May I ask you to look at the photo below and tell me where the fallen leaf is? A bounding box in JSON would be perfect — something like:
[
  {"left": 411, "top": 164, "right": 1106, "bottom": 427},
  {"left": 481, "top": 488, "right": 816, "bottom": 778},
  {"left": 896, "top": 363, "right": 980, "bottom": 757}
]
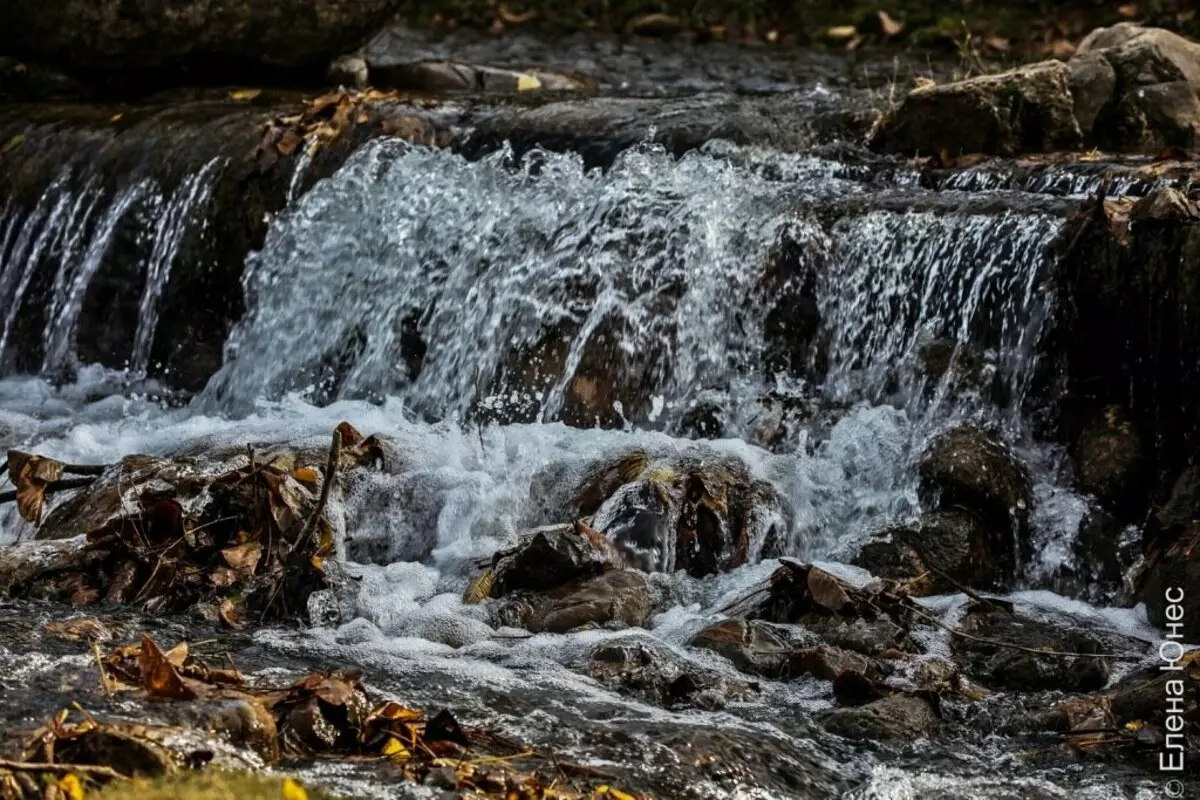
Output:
[
  {"left": 7, "top": 449, "right": 65, "bottom": 522},
  {"left": 58, "top": 774, "right": 84, "bottom": 800},
  {"left": 1118, "top": 3, "right": 1139, "bottom": 18},
  {"left": 219, "top": 597, "right": 243, "bottom": 630},
  {"left": 1, "top": 134, "right": 26, "bottom": 154},
  {"left": 807, "top": 567, "right": 851, "bottom": 613},
  {"left": 110, "top": 113, "right": 124, "bottom": 123},
  {"left": 382, "top": 736, "right": 411, "bottom": 760},
  {"left": 463, "top": 569, "right": 494, "bottom": 604},
  {"left": 878, "top": 10, "right": 904, "bottom": 37},
  {"left": 229, "top": 88, "right": 263, "bottom": 102},
  {"left": 824, "top": 25, "right": 858, "bottom": 42},
  {"left": 138, "top": 634, "right": 196, "bottom": 700},
  {"left": 221, "top": 541, "right": 263, "bottom": 575},
  {"left": 497, "top": 3, "right": 537, "bottom": 24},
  {"left": 282, "top": 778, "right": 309, "bottom": 800},
  {"left": 516, "top": 73, "right": 543, "bottom": 92}
]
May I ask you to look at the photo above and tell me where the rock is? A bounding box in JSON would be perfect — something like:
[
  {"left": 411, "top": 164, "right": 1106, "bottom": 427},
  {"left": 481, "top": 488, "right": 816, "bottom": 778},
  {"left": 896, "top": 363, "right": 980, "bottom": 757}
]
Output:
[
  {"left": 1054, "top": 188, "right": 1200, "bottom": 501},
  {"left": 783, "top": 645, "right": 878, "bottom": 682},
  {"left": 822, "top": 694, "right": 940, "bottom": 741},
  {"left": 573, "top": 449, "right": 790, "bottom": 577},
  {"left": 1140, "top": 524, "right": 1200, "bottom": 641},
  {"left": 1071, "top": 407, "right": 1148, "bottom": 517},
  {"left": 370, "top": 61, "right": 595, "bottom": 93},
  {"left": 722, "top": 561, "right": 918, "bottom": 656},
  {"left": 1071, "top": 505, "right": 1126, "bottom": 597},
  {"left": 689, "top": 619, "right": 793, "bottom": 677},
  {"left": 953, "top": 605, "right": 1141, "bottom": 692},
  {"left": 0, "top": 0, "right": 401, "bottom": 85},
  {"left": 872, "top": 60, "right": 1082, "bottom": 156},
  {"left": 328, "top": 53, "right": 369, "bottom": 89},
  {"left": 853, "top": 509, "right": 999, "bottom": 593},
  {"left": 528, "top": 569, "right": 654, "bottom": 634},
  {"left": 488, "top": 522, "right": 628, "bottom": 598},
  {"left": 1067, "top": 52, "right": 1117, "bottom": 135},
  {"left": 918, "top": 425, "right": 1032, "bottom": 574},
  {"left": 586, "top": 637, "right": 740, "bottom": 709},
  {"left": 1075, "top": 24, "right": 1200, "bottom": 150}
]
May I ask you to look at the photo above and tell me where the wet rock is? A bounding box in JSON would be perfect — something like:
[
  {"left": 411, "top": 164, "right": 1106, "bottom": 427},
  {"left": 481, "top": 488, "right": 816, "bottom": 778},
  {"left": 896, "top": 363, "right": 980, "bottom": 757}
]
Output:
[
  {"left": 1076, "top": 24, "right": 1200, "bottom": 150},
  {"left": 872, "top": 60, "right": 1082, "bottom": 156},
  {"left": 783, "top": 645, "right": 879, "bottom": 683},
  {"left": 586, "top": 637, "right": 739, "bottom": 710},
  {"left": 918, "top": 425, "right": 1032, "bottom": 574},
  {"left": 1067, "top": 52, "right": 1117, "bottom": 135},
  {"left": 0, "top": 0, "right": 401, "bottom": 87},
  {"left": 822, "top": 694, "right": 940, "bottom": 741},
  {"left": 573, "top": 448, "right": 790, "bottom": 577},
  {"left": 1053, "top": 188, "right": 1200, "bottom": 501},
  {"left": 853, "top": 508, "right": 998, "bottom": 594},
  {"left": 953, "top": 605, "right": 1140, "bottom": 693},
  {"left": 527, "top": 569, "right": 654, "bottom": 634},
  {"left": 723, "top": 561, "right": 917, "bottom": 656},
  {"left": 328, "top": 53, "right": 369, "bottom": 89},
  {"left": 1071, "top": 406, "right": 1148, "bottom": 518},
  {"left": 1140, "top": 522, "right": 1200, "bottom": 641},
  {"left": 487, "top": 522, "right": 628, "bottom": 598},
  {"left": 689, "top": 618, "right": 793, "bottom": 677},
  {"left": 1071, "top": 504, "right": 1126, "bottom": 597},
  {"left": 371, "top": 61, "right": 595, "bottom": 93}
]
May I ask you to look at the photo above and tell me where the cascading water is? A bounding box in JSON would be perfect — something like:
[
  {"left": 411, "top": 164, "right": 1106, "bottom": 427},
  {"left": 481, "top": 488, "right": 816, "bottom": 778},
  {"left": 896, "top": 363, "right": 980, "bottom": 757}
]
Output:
[{"left": 0, "top": 120, "right": 1178, "bottom": 796}]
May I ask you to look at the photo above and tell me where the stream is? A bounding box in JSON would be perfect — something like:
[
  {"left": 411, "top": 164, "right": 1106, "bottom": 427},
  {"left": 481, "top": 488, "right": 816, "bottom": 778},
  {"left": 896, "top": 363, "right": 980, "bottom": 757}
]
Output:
[{"left": 0, "top": 34, "right": 1193, "bottom": 799}]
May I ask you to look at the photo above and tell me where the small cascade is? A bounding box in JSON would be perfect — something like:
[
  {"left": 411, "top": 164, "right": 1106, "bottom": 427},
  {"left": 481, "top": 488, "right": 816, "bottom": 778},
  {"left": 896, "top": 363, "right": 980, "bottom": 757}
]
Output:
[
  {"left": 0, "top": 159, "right": 221, "bottom": 378},
  {"left": 819, "top": 208, "right": 1061, "bottom": 428},
  {"left": 129, "top": 158, "right": 222, "bottom": 376}
]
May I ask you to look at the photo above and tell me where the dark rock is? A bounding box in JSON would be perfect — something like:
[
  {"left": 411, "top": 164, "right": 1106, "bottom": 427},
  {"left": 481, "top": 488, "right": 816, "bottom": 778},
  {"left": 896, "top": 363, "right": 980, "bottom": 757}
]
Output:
[
  {"left": 872, "top": 60, "right": 1082, "bottom": 156},
  {"left": 853, "top": 508, "right": 999, "bottom": 593},
  {"left": 1071, "top": 505, "right": 1126, "bottom": 595},
  {"left": 1140, "top": 529, "right": 1200, "bottom": 641},
  {"left": 1053, "top": 188, "right": 1200, "bottom": 500},
  {"left": 489, "top": 523, "right": 627, "bottom": 598},
  {"left": 689, "top": 618, "right": 792, "bottom": 677},
  {"left": 574, "top": 449, "right": 790, "bottom": 577},
  {"left": 529, "top": 569, "right": 654, "bottom": 634},
  {"left": 586, "top": 637, "right": 739, "bottom": 710},
  {"left": 0, "top": 0, "right": 401, "bottom": 88},
  {"left": 1067, "top": 52, "right": 1117, "bottom": 136},
  {"left": 953, "top": 606, "right": 1142, "bottom": 692},
  {"left": 328, "top": 53, "right": 369, "bottom": 89},
  {"left": 723, "top": 561, "right": 917, "bottom": 656},
  {"left": 918, "top": 425, "right": 1032, "bottom": 574},
  {"left": 1071, "top": 407, "right": 1148, "bottom": 518},
  {"left": 1077, "top": 24, "right": 1200, "bottom": 150},
  {"left": 822, "top": 694, "right": 940, "bottom": 740},
  {"left": 784, "top": 645, "right": 878, "bottom": 683}
]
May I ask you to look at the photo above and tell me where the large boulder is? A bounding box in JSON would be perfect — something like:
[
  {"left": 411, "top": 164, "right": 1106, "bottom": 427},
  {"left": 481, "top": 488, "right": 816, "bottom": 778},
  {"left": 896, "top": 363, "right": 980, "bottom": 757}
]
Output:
[
  {"left": 0, "top": 0, "right": 401, "bottom": 84},
  {"left": 871, "top": 60, "right": 1083, "bottom": 156},
  {"left": 853, "top": 508, "right": 999, "bottom": 593},
  {"left": 1072, "top": 23, "right": 1200, "bottom": 149},
  {"left": 1070, "top": 406, "right": 1149, "bottom": 518},
  {"left": 917, "top": 425, "right": 1033, "bottom": 576}
]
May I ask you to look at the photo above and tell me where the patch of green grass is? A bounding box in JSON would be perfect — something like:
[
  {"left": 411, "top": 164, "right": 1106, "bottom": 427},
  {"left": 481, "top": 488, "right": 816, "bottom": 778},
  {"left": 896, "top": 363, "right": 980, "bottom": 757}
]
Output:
[{"left": 94, "top": 771, "right": 335, "bottom": 800}]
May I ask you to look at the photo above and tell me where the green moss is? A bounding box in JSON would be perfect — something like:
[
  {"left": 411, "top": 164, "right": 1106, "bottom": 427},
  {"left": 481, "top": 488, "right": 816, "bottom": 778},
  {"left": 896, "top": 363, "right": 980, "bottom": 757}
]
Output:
[{"left": 94, "top": 771, "right": 336, "bottom": 800}]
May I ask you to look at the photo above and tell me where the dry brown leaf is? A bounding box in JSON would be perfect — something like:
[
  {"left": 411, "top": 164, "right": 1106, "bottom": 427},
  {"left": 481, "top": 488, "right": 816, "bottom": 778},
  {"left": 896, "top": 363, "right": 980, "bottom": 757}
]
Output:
[
  {"left": 463, "top": 569, "right": 494, "bottom": 604},
  {"left": 138, "top": 634, "right": 196, "bottom": 700},
  {"left": 878, "top": 10, "right": 904, "bottom": 37},
  {"left": 221, "top": 542, "right": 263, "bottom": 575},
  {"left": 807, "top": 567, "right": 851, "bottom": 613},
  {"left": 497, "top": 3, "right": 537, "bottom": 24},
  {"left": 219, "top": 597, "right": 243, "bottom": 629},
  {"left": 229, "top": 88, "right": 263, "bottom": 102},
  {"left": 7, "top": 450, "right": 66, "bottom": 523}
]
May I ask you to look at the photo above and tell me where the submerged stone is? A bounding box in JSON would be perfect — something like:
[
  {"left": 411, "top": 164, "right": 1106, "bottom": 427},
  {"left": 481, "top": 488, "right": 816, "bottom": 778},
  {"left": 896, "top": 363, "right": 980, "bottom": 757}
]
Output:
[{"left": 823, "top": 693, "right": 940, "bottom": 741}]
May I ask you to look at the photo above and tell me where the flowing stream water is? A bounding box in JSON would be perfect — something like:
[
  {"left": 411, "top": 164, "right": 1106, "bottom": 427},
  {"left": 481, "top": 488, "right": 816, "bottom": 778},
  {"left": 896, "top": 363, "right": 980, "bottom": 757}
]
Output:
[{"left": 0, "top": 89, "right": 1182, "bottom": 797}]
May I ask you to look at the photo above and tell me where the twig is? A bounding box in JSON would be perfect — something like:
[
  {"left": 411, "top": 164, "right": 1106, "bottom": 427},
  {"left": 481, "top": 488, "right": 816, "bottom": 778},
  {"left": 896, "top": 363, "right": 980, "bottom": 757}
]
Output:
[
  {"left": 907, "top": 603, "right": 1143, "bottom": 661},
  {"left": 290, "top": 428, "right": 341, "bottom": 556},
  {"left": 93, "top": 642, "right": 113, "bottom": 695},
  {"left": 924, "top": 564, "right": 1011, "bottom": 612},
  {"left": 0, "top": 477, "right": 96, "bottom": 504},
  {"left": 0, "top": 760, "right": 125, "bottom": 780}
]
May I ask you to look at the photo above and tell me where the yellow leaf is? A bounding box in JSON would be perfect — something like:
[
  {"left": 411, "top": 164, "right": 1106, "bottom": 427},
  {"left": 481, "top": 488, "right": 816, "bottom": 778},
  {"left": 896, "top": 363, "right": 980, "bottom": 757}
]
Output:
[
  {"left": 293, "top": 466, "right": 320, "bottom": 486},
  {"left": 58, "top": 774, "right": 85, "bottom": 800},
  {"left": 516, "top": 73, "right": 542, "bottom": 91},
  {"left": 593, "top": 787, "right": 637, "bottom": 800},
  {"left": 281, "top": 778, "right": 308, "bottom": 800},
  {"left": 1, "top": 134, "right": 25, "bottom": 154},
  {"left": 824, "top": 25, "right": 858, "bottom": 42},
  {"left": 310, "top": 555, "right": 324, "bottom": 571},
  {"left": 110, "top": 113, "right": 123, "bottom": 123},
  {"left": 382, "top": 736, "right": 411, "bottom": 760},
  {"left": 1125, "top": 720, "right": 1145, "bottom": 731},
  {"left": 229, "top": 88, "right": 263, "bottom": 102}
]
